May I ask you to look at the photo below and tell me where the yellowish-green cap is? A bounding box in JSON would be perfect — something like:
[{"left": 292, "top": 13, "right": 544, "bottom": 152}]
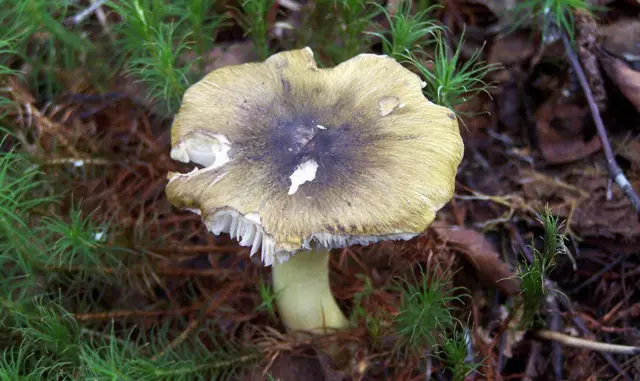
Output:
[{"left": 166, "top": 48, "right": 464, "bottom": 266}]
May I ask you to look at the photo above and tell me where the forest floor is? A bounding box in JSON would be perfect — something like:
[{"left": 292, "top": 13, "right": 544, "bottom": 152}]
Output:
[{"left": 0, "top": 0, "right": 639, "bottom": 380}]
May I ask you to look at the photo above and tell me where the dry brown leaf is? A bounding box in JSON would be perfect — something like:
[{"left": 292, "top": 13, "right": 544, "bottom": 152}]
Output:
[
  {"left": 598, "top": 18, "right": 640, "bottom": 112},
  {"left": 599, "top": 18, "right": 640, "bottom": 63},
  {"left": 488, "top": 32, "right": 535, "bottom": 67},
  {"left": 617, "top": 139, "right": 640, "bottom": 172},
  {"left": 520, "top": 167, "right": 640, "bottom": 238},
  {"left": 433, "top": 224, "right": 520, "bottom": 296},
  {"left": 599, "top": 52, "right": 640, "bottom": 113},
  {"left": 467, "top": 0, "right": 520, "bottom": 28},
  {"left": 535, "top": 100, "right": 602, "bottom": 164}
]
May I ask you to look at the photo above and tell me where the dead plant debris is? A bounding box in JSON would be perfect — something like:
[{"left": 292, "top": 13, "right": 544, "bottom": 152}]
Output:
[{"left": 1, "top": 0, "right": 639, "bottom": 380}]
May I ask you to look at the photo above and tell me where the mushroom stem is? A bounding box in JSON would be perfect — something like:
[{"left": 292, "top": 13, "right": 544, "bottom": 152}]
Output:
[{"left": 272, "top": 247, "right": 350, "bottom": 333}]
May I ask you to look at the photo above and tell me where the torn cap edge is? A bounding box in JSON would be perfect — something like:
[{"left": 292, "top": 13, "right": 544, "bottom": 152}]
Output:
[{"left": 184, "top": 207, "right": 419, "bottom": 266}]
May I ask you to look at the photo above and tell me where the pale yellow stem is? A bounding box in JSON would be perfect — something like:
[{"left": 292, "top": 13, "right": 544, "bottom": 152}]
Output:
[{"left": 272, "top": 247, "right": 350, "bottom": 334}]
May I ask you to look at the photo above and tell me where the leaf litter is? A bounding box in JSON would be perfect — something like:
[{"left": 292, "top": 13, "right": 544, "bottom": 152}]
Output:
[{"left": 1, "top": 0, "right": 640, "bottom": 380}]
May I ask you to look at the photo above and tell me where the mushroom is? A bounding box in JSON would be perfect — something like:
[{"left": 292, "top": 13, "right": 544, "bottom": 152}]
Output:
[{"left": 165, "top": 48, "right": 463, "bottom": 334}]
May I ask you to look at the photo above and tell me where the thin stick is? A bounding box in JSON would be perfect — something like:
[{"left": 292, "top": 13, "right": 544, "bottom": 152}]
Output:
[
  {"left": 547, "top": 296, "right": 564, "bottom": 381},
  {"left": 151, "top": 316, "right": 201, "bottom": 360},
  {"left": 512, "top": 227, "right": 632, "bottom": 381},
  {"left": 74, "top": 303, "right": 204, "bottom": 321},
  {"left": 561, "top": 33, "right": 640, "bottom": 212},
  {"left": 67, "top": 0, "right": 110, "bottom": 25},
  {"left": 151, "top": 284, "right": 238, "bottom": 360},
  {"left": 555, "top": 294, "right": 632, "bottom": 381},
  {"left": 536, "top": 329, "right": 640, "bottom": 355},
  {"left": 523, "top": 341, "right": 541, "bottom": 381},
  {"left": 569, "top": 256, "right": 625, "bottom": 295}
]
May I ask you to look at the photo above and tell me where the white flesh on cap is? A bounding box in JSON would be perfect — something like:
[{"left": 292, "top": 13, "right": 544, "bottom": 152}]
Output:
[
  {"left": 287, "top": 158, "right": 319, "bottom": 195},
  {"left": 272, "top": 246, "right": 350, "bottom": 333},
  {"left": 377, "top": 95, "right": 401, "bottom": 117},
  {"left": 170, "top": 133, "right": 231, "bottom": 168}
]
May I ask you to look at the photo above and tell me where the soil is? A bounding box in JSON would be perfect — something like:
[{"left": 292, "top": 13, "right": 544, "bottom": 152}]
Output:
[{"left": 3, "top": 0, "right": 639, "bottom": 380}]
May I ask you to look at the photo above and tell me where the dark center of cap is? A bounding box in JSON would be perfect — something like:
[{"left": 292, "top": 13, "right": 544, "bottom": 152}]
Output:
[{"left": 255, "top": 114, "right": 371, "bottom": 193}]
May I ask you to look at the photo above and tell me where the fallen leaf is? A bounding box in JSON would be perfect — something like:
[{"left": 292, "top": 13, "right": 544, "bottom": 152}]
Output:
[
  {"left": 180, "top": 41, "right": 257, "bottom": 75},
  {"left": 520, "top": 167, "right": 640, "bottom": 238},
  {"left": 202, "top": 41, "right": 257, "bottom": 72},
  {"left": 488, "top": 32, "right": 535, "bottom": 67},
  {"left": 599, "top": 18, "right": 640, "bottom": 64},
  {"left": 535, "top": 99, "right": 602, "bottom": 164},
  {"left": 599, "top": 51, "right": 640, "bottom": 113},
  {"left": 566, "top": 172, "right": 640, "bottom": 238},
  {"left": 432, "top": 224, "right": 520, "bottom": 296},
  {"left": 467, "top": 0, "right": 520, "bottom": 29},
  {"left": 598, "top": 18, "right": 640, "bottom": 112},
  {"left": 617, "top": 139, "right": 640, "bottom": 171}
]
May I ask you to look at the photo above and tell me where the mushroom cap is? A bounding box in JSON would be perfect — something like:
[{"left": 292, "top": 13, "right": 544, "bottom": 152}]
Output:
[{"left": 166, "top": 48, "right": 464, "bottom": 266}]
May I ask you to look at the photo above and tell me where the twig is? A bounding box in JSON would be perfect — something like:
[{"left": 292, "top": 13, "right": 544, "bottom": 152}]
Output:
[
  {"left": 151, "top": 284, "right": 239, "bottom": 360},
  {"left": 45, "top": 263, "right": 238, "bottom": 279},
  {"left": 277, "top": 0, "right": 301, "bottom": 11},
  {"left": 151, "top": 317, "right": 202, "bottom": 360},
  {"left": 80, "top": 327, "right": 130, "bottom": 347},
  {"left": 425, "top": 349, "right": 432, "bottom": 381},
  {"left": 602, "top": 302, "right": 640, "bottom": 325},
  {"left": 561, "top": 32, "right": 640, "bottom": 212},
  {"left": 496, "top": 330, "right": 507, "bottom": 374},
  {"left": 547, "top": 296, "right": 564, "bottom": 381},
  {"left": 535, "top": 329, "right": 640, "bottom": 355},
  {"left": 487, "top": 302, "right": 516, "bottom": 362},
  {"left": 74, "top": 302, "right": 205, "bottom": 321},
  {"left": 38, "top": 157, "right": 114, "bottom": 167},
  {"left": 66, "top": 0, "right": 110, "bottom": 25},
  {"left": 442, "top": 13, "right": 453, "bottom": 62},
  {"left": 455, "top": 192, "right": 536, "bottom": 228},
  {"left": 463, "top": 327, "right": 478, "bottom": 380},
  {"left": 23, "top": 102, "right": 82, "bottom": 158},
  {"left": 92, "top": 0, "right": 113, "bottom": 37},
  {"left": 600, "top": 300, "right": 626, "bottom": 325},
  {"left": 523, "top": 341, "right": 541, "bottom": 381},
  {"left": 149, "top": 354, "right": 261, "bottom": 376},
  {"left": 555, "top": 295, "right": 633, "bottom": 381},
  {"left": 512, "top": 228, "right": 633, "bottom": 381},
  {"left": 572, "top": 311, "right": 635, "bottom": 334},
  {"left": 569, "top": 256, "right": 625, "bottom": 295}
]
